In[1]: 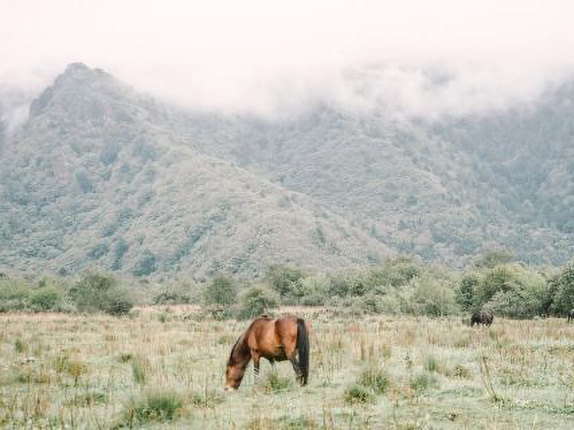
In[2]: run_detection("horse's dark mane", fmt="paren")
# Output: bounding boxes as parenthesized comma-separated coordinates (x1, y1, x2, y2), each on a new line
(227, 336, 243, 365)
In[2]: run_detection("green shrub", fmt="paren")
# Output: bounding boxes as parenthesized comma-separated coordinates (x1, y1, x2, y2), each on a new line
(456, 274, 480, 312)
(0, 279, 31, 312)
(238, 286, 278, 319)
(14, 338, 27, 353)
(131, 356, 149, 385)
(68, 273, 133, 316)
(266, 265, 305, 300)
(204, 275, 237, 307)
(344, 385, 374, 404)
(549, 263, 574, 316)
(468, 264, 548, 318)
(424, 356, 440, 373)
(131, 250, 157, 277)
(30, 285, 63, 311)
(153, 286, 192, 305)
(124, 391, 184, 425)
(261, 369, 293, 393)
(191, 389, 224, 408)
(298, 276, 329, 306)
(411, 275, 457, 317)
(379, 257, 421, 287)
(409, 372, 438, 393)
(358, 366, 389, 394)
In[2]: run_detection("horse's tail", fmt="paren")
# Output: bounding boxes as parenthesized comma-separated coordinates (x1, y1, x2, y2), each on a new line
(296, 318, 309, 385)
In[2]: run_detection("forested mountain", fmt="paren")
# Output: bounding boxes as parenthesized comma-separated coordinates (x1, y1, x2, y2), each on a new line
(0, 64, 391, 278)
(0, 63, 573, 279)
(181, 78, 574, 265)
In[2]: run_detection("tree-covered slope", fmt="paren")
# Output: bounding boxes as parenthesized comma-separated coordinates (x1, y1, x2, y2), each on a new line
(2, 63, 573, 277)
(0, 64, 392, 278)
(180, 80, 574, 265)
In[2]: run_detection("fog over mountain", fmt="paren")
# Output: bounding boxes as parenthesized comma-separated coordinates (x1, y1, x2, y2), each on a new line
(2, 1, 574, 119)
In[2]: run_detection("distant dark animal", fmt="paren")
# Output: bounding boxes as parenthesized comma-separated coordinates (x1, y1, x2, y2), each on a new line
(568, 309, 574, 323)
(225, 315, 310, 390)
(471, 308, 494, 327)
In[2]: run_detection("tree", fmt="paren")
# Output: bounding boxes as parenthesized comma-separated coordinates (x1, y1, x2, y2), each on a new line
(69, 273, 133, 315)
(30, 286, 63, 311)
(204, 275, 237, 307)
(549, 263, 574, 316)
(132, 250, 157, 277)
(265, 265, 305, 300)
(238, 286, 278, 319)
(456, 274, 479, 312)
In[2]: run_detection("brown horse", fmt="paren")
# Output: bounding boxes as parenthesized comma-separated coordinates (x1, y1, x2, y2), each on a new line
(225, 315, 310, 390)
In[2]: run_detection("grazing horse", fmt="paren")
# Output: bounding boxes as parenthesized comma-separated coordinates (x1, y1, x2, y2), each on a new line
(225, 315, 310, 390)
(568, 309, 574, 322)
(471, 308, 494, 327)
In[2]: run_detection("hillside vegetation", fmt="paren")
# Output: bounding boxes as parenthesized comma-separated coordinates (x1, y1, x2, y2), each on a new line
(0, 64, 390, 278)
(181, 79, 574, 266)
(1, 63, 574, 278)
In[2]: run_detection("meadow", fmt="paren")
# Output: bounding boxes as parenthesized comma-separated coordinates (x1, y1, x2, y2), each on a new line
(1, 307, 574, 429)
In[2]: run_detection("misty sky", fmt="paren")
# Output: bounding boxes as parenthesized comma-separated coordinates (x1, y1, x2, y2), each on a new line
(2, 0, 574, 117)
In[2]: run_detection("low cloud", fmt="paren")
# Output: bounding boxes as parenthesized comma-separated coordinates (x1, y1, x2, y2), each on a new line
(1, 0, 574, 120)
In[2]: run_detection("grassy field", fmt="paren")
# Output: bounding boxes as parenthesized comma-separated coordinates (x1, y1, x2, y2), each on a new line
(1, 307, 574, 429)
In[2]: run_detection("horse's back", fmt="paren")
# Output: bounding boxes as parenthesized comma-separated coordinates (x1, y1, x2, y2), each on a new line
(248, 316, 300, 361)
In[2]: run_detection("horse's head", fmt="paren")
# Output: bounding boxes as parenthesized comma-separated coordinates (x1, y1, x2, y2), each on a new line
(225, 336, 249, 390)
(224, 361, 246, 390)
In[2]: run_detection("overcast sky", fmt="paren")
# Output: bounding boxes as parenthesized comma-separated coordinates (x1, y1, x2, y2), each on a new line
(2, 0, 574, 117)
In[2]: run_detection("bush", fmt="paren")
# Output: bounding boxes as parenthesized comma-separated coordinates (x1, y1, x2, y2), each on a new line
(153, 287, 192, 305)
(68, 273, 133, 316)
(261, 369, 293, 393)
(30, 286, 63, 311)
(298, 276, 329, 306)
(464, 264, 548, 318)
(191, 389, 224, 408)
(123, 391, 184, 426)
(410, 275, 457, 317)
(266, 265, 305, 301)
(238, 286, 278, 319)
(204, 275, 237, 307)
(0, 279, 31, 312)
(131, 250, 157, 277)
(456, 274, 480, 312)
(409, 372, 438, 393)
(379, 257, 421, 287)
(344, 385, 374, 404)
(549, 263, 574, 316)
(358, 366, 389, 394)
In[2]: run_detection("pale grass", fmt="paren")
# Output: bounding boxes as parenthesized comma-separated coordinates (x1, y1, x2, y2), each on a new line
(0, 309, 573, 429)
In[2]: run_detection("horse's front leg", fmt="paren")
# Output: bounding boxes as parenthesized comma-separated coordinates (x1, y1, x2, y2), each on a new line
(251, 351, 260, 380)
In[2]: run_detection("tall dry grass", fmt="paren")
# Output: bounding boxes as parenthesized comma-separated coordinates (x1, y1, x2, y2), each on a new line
(0, 308, 573, 428)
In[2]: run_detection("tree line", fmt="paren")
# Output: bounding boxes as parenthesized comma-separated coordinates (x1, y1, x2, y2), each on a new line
(1, 251, 574, 319)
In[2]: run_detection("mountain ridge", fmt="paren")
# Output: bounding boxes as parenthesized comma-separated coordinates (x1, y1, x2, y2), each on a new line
(0, 64, 393, 279)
